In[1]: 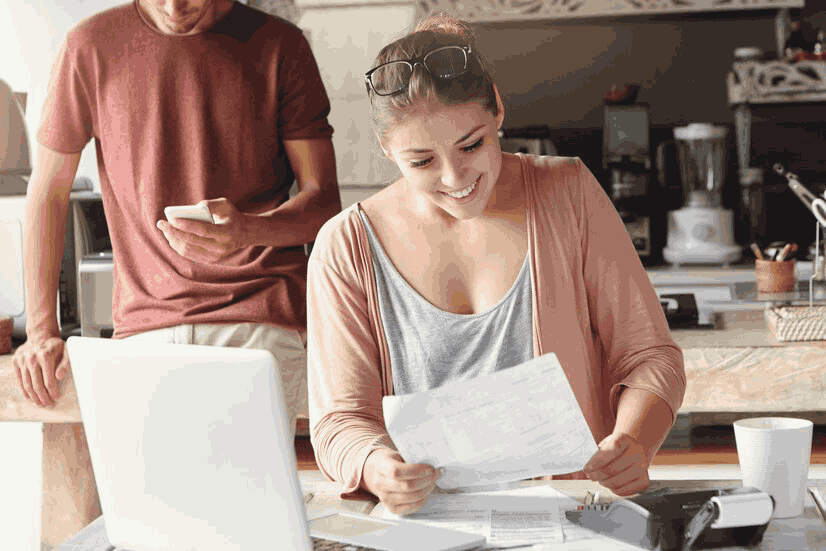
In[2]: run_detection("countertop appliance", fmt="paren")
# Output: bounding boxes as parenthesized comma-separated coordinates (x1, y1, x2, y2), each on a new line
(0, 77, 113, 339)
(603, 104, 663, 264)
(566, 486, 773, 551)
(663, 123, 742, 266)
(0, 79, 30, 196)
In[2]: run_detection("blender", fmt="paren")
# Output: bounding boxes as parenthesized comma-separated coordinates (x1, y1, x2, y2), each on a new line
(663, 123, 742, 266)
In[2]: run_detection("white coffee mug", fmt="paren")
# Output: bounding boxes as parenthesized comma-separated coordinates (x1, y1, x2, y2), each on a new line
(733, 417, 813, 518)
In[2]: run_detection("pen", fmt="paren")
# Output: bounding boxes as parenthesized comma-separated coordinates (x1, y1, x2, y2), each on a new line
(809, 487, 826, 525)
(776, 243, 795, 262)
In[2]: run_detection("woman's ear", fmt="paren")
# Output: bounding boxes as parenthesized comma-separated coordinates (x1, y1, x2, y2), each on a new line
(377, 134, 392, 161)
(493, 84, 506, 130)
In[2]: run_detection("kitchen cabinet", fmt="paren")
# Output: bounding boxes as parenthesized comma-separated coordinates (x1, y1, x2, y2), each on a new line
(415, 0, 802, 24)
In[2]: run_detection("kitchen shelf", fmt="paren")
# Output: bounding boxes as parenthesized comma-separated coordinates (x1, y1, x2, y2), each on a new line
(727, 56, 826, 194)
(727, 60, 826, 106)
(706, 280, 826, 306)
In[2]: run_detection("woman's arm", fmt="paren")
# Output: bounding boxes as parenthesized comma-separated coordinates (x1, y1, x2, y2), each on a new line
(584, 387, 674, 495)
(570, 159, 686, 495)
(306, 215, 439, 509)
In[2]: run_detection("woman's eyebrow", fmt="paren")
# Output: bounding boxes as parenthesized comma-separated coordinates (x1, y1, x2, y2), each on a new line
(400, 124, 488, 154)
(401, 146, 433, 154)
(453, 125, 485, 145)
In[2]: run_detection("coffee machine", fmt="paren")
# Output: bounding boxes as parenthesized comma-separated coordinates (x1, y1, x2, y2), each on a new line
(662, 123, 742, 266)
(603, 104, 659, 263)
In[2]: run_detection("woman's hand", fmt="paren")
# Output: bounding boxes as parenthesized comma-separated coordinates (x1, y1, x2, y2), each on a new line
(583, 432, 650, 496)
(362, 448, 441, 515)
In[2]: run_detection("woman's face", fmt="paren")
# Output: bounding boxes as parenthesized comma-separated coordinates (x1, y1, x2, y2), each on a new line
(382, 100, 505, 221)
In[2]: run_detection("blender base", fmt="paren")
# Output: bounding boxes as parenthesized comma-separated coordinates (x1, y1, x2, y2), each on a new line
(663, 245, 743, 266)
(664, 207, 742, 266)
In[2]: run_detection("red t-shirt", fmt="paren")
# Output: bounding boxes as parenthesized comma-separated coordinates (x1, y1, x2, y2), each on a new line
(38, 2, 334, 337)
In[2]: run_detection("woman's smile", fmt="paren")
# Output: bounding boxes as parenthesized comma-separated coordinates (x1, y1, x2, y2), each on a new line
(443, 176, 480, 200)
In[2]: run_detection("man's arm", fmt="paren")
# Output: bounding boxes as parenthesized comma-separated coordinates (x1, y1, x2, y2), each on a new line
(157, 139, 341, 262)
(13, 145, 81, 407)
(242, 138, 341, 247)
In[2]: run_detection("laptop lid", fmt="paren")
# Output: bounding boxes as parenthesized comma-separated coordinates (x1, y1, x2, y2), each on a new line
(67, 336, 311, 551)
(67, 336, 486, 551)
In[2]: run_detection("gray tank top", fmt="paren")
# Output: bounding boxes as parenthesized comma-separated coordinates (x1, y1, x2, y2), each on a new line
(358, 208, 534, 395)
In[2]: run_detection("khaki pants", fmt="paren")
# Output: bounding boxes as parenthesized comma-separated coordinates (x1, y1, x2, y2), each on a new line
(124, 323, 308, 441)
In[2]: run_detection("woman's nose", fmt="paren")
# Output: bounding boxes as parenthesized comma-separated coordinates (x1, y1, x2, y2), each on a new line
(441, 159, 469, 188)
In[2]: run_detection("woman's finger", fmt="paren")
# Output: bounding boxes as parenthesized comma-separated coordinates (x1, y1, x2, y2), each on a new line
(608, 471, 650, 496)
(588, 452, 640, 482)
(584, 437, 630, 476)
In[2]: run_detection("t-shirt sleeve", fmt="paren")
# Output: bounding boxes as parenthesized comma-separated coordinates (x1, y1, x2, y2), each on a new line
(37, 29, 96, 154)
(277, 32, 333, 141)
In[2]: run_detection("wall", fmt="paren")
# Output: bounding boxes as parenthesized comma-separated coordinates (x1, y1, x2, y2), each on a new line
(0, 1, 118, 190)
(294, 5, 783, 186)
(475, 12, 778, 131)
(293, 0, 414, 189)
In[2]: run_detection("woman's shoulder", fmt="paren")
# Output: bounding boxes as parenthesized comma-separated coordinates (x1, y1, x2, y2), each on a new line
(310, 205, 365, 266)
(513, 153, 590, 179)
(514, 153, 596, 201)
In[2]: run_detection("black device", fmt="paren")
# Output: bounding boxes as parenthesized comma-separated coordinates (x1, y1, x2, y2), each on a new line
(603, 104, 661, 265)
(566, 487, 774, 551)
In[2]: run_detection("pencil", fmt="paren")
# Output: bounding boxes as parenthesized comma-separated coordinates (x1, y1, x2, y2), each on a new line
(776, 243, 795, 262)
(750, 243, 764, 260)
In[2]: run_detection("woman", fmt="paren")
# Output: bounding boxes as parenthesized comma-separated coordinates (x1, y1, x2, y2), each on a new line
(307, 16, 685, 515)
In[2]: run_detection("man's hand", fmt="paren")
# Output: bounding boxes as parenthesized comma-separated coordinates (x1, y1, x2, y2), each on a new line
(583, 432, 650, 496)
(156, 198, 247, 263)
(362, 448, 441, 515)
(13, 336, 70, 407)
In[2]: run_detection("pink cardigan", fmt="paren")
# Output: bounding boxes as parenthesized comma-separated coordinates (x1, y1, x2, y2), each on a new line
(307, 154, 685, 498)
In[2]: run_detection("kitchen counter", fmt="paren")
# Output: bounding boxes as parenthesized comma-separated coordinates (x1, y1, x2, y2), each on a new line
(4, 308, 826, 543)
(666, 309, 826, 448)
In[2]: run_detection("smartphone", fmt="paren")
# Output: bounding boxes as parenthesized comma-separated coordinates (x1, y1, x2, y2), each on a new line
(164, 204, 215, 224)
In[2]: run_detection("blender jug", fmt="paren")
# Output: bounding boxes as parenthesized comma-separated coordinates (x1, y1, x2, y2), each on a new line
(663, 123, 741, 266)
(674, 123, 727, 208)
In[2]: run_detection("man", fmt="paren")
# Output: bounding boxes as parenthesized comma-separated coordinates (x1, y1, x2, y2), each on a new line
(13, 0, 340, 545)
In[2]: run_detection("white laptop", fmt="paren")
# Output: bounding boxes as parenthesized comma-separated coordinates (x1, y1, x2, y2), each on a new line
(66, 336, 485, 551)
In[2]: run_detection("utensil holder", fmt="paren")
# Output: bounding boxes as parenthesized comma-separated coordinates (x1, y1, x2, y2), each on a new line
(755, 259, 796, 293)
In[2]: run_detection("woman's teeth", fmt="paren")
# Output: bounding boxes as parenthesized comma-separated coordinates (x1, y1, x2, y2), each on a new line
(446, 180, 477, 199)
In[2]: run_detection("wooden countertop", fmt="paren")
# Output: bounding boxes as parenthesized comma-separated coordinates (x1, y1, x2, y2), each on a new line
(2, 312, 825, 423)
(0, 351, 82, 422)
(670, 309, 826, 349)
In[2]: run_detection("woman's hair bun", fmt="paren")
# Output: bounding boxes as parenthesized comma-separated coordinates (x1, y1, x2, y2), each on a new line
(413, 14, 473, 42)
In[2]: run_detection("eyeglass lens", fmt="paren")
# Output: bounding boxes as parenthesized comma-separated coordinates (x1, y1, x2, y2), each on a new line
(424, 47, 468, 78)
(370, 46, 468, 96)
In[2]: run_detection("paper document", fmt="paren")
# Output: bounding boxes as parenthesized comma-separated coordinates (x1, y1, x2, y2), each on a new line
(380, 484, 646, 550)
(382, 353, 598, 489)
(382, 486, 565, 548)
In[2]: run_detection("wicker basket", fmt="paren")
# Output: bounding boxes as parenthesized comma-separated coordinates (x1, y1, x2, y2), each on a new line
(765, 305, 826, 342)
